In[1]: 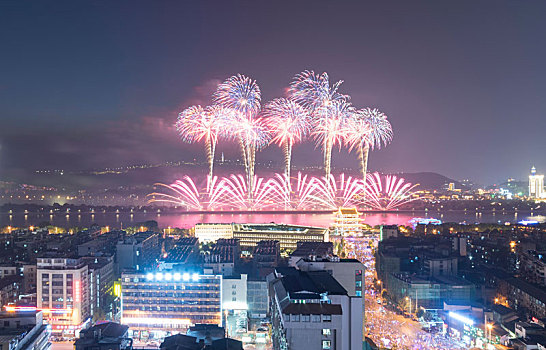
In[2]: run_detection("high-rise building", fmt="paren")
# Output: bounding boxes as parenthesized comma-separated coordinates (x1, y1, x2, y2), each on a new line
(269, 268, 363, 350)
(36, 257, 91, 337)
(120, 269, 222, 339)
(80, 256, 115, 319)
(529, 166, 545, 199)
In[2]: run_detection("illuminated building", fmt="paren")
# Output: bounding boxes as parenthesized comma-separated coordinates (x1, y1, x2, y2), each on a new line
(529, 166, 545, 199)
(36, 257, 91, 337)
(232, 224, 329, 252)
(0, 310, 50, 350)
(295, 256, 365, 338)
(194, 223, 234, 243)
(222, 274, 247, 312)
(120, 270, 222, 338)
(332, 208, 362, 237)
(80, 256, 115, 319)
(269, 268, 363, 350)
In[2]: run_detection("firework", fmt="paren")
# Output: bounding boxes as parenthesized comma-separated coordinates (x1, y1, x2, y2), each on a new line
(312, 100, 355, 178)
(147, 172, 414, 211)
(288, 70, 353, 177)
(263, 98, 310, 178)
(361, 173, 418, 210)
(357, 108, 393, 181)
(213, 74, 265, 197)
(148, 176, 204, 210)
(288, 70, 349, 111)
(175, 105, 230, 183)
(344, 111, 372, 179)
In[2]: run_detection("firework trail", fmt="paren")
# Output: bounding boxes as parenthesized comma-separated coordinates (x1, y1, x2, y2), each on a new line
(362, 173, 418, 210)
(176, 105, 231, 184)
(356, 108, 393, 182)
(288, 70, 352, 178)
(213, 74, 265, 198)
(148, 172, 418, 211)
(263, 98, 310, 179)
(148, 176, 204, 210)
(312, 100, 355, 178)
(344, 111, 373, 179)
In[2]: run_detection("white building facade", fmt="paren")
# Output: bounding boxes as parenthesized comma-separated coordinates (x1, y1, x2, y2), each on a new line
(36, 257, 90, 337)
(194, 223, 234, 243)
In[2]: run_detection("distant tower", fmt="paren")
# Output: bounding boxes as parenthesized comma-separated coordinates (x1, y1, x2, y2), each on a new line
(529, 166, 545, 199)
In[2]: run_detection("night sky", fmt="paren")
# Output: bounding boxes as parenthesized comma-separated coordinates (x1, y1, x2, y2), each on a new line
(1, 0, 545, 185)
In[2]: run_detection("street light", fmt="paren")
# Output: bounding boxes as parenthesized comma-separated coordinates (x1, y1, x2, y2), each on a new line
(486, 323, 493, 343)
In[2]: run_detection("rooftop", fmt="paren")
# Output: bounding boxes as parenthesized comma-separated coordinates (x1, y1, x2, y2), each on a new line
(505, 277, 546, 304)
(283, 303, 342, 315)
(279, 269, 347, 297)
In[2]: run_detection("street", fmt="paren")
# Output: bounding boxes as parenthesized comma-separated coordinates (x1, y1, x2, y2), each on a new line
(344, 236, 465, 350)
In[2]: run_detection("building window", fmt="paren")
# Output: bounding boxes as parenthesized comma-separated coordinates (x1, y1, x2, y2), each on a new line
(322, 340, 331, 349)
(355, 281, 362, 287)
(311, 314, 321, 322)
(301, 315, 310, 322)
(356, 291, 362, 296)
(323, 315, 331, 322)
(322, 328, 331, 336)
(290, 314, 299, 322)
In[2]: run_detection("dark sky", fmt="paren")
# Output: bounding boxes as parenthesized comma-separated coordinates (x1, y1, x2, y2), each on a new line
(1, 0, 545, 185)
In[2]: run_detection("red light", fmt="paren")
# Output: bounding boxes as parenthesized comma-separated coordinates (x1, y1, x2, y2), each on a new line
(74, 280, 81, 303)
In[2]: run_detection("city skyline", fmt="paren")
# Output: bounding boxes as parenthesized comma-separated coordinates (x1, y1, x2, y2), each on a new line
(1, 1, 546, 185)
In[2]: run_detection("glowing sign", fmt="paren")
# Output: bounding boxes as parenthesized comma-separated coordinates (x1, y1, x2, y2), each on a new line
(449, 311, 474, 325)
(74, 280, 81, 303)
(142, 272, 203, 282)
(113, 282, 121, 297)
(518, 220, 539, 226)
(4, 306, 73, 314)
(121, 317, 192, 325)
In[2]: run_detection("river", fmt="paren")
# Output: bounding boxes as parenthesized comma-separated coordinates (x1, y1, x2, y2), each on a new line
(1, 209, 544, 229)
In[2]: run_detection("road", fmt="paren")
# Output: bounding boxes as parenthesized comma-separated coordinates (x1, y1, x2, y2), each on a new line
(344, 236, 465, 350)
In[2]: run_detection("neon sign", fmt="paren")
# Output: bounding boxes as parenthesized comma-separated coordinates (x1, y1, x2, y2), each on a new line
(74, 280, 81, 303)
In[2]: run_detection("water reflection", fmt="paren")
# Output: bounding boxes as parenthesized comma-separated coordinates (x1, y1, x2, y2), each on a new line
(0, 210, 544, 229)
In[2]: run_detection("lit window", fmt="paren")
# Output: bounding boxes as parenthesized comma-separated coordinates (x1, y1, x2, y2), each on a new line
(356, 291, 362, 296)
(322, 329, 331, 336)
(322, 340, 331, 349)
